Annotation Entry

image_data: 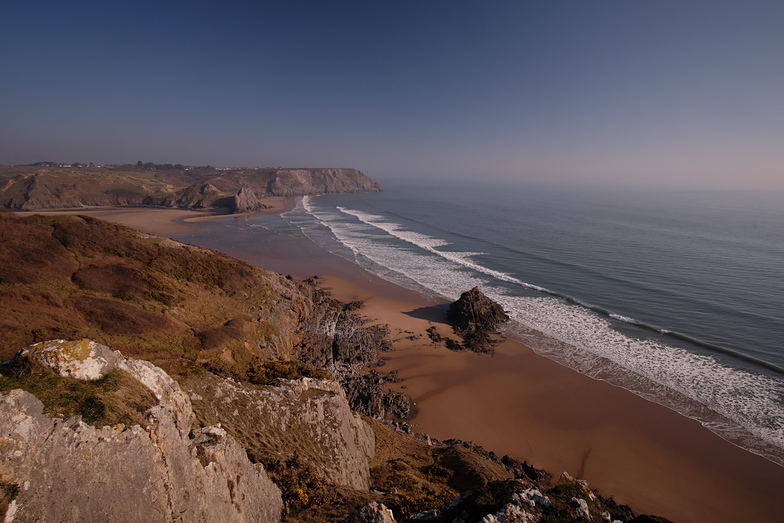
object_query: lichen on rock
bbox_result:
[186,373,376,491]
[0,341,283,523]
[18,339,118,380]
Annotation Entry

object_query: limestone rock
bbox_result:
[200,182,217,195]
[343,502,397,523]
[0,343,283,523]
[188,374,375,490]
[232,186,267,213]
[516,489,552,508]
[15,339,194,436]
[570,497,591,520]
[480,502,536,523]
[18,339,118,380]
[268,168,382,197]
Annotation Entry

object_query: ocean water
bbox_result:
[178,180,784,465]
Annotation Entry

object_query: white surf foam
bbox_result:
[297,199,784,463]
[337,207,552,293]
[497,294,784,455]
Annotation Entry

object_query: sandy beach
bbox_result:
[26,206,784,523]
[318,275,784,523]
[24,197,295,235]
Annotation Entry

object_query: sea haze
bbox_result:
[177,179,784,465]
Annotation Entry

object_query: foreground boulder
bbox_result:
[0,340,283,523]
[447,287,509,352]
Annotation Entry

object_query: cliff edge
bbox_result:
[0,340,283,523]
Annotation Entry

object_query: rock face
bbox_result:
[0,340,283,523]
[187,374,375,490]
[0,166,382,212]
[232,186,267,213]
[447,287,509,352]
[268,168,383,197]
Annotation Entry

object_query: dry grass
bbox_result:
[0,213,302,376]
[0,358,157,427]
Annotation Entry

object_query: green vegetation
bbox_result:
[246,360,331,385]
[0,358,157,427]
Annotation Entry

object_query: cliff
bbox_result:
[185,373,375,490]
[0,214,674,523]
[1,340,283,523]
[0,165,383,213]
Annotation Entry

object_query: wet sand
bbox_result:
[22,197,295,235]
[318,274,784,523]
[27,206,784,522]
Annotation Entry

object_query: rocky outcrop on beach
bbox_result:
[0,340,283,523]
[0,165,383,212]
[231,186,270,213]
[447,287,510,352]
[0,214,676,523]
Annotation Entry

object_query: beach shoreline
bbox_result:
[317,274,784,523]
[18,196,296,235]
[21,205,784,523]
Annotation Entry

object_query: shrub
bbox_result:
[262,457,328,512]
[246,360,330,385]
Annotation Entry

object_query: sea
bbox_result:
[174,179,784,466]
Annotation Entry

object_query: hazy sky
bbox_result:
[2,1,782,189]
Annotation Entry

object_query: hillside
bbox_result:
[0,213,671,522]
[0,164,382,212]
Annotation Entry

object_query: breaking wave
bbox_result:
[290,195,784,465]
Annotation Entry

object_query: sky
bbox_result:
[1,1,783,190]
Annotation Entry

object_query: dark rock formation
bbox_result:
[447,287,509,352]
[340,370,413,420]
[297,298,393,370]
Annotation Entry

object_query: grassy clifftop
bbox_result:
[0,212,311,373]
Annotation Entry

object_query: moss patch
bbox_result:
[0,358,157,427]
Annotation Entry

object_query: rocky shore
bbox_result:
[0,212,676,522]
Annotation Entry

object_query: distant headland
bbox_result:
[0,162,383,213]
